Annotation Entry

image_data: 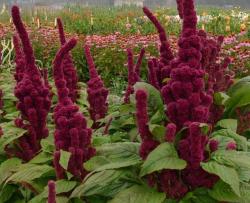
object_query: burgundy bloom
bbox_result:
[57,18,78,102]
[226,141,237,150]
[209,139,219,152]
[165,123,177,142]
[84,45,109,127]
[135,89,159,159]
[53,39,95,180]
[10,6,51,161]
[124,48,145,103]
[48,180,56,203]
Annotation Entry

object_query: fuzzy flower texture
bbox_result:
[8,6,51,161]
[84,45,109,127]
[53,39,95,180]
[135,0,233,199]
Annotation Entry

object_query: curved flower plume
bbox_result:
[176,0,183,19]
[135,89,159,160]
[8,6,51,161]
[124,48,145,103]
[48,180,56,203]
[57,18,78,102]
[143,7,174,66]
[53,39,95,180]
[13,34,25,82]
[84,45,109,127]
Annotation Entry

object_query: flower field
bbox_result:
[0,1,250,202]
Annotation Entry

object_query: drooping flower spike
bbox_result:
[124,48,145,103]
[53,39,95,180]
[9,6,51,161]
[57,18,78,102]
[48,180,56,203]
[84,45,109,127]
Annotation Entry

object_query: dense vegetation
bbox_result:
[0,0,250,202]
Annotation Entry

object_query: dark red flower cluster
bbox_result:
[135,90,159,159]
[136,0,222,199]
[176,0,183,19]
[53,39,95,180]
[48,180,56,203]
[8,6,51,161]
[84,45,109,127]
[124,48,145,103]
[57,18,78,103]
[13,34,25,82]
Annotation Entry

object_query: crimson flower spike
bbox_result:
[177,0,184,19]
[143,7,174,65]
[48,181,56,203]
[84,45,109,128]
[12,6,39,74]
[134,48,145,78]
[56,18,79,103]
[13,34,25,82]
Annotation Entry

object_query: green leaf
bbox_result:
[0,158,22,186]
[85,142,141,172]
[0,184,17,203]
[133,82,164,116]
[29,152,52,164]
[71,169,134,198]
[140,143,187,177]
[0,122,27,152]
[149,124,166,142]
[59,150,71,170]
[210,136,235,150]
[209,180,240,202]
[40,137,54,154]
[216,119,238,132]
[108,185,166,203]
[225,77,250,116]
[150,110,167,124]
[211,129,247,151]
[201,161,240,196]
[213,92,229,106]
[5,165,54,185]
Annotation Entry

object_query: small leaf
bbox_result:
[216,119,238,132]
[59,150,71,170]
[149,124,166,142]
[140,143,186,177]
[109,185,166,203]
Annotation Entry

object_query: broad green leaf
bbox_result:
[108,185,166,203]
[209,180,240,202]
[5,165,54,185]
[225,77,250,116]
[71,169,134,198]
[211,129,247,151]
[0,122,27,152]
[29,152,53,164]
[201,161,240,196]
[210,136,235,150]
[59,150,71,170]
[216,119,238,132]
[85,143,141,172]
[40,136,54,154]
[0,158,22,185]
[140,143,187,177]
[133,82,164,116]
[150,110,167,124]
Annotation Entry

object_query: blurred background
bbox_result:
[0,0,249,8]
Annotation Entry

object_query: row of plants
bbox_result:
[0,0,250,202]
[0,4,249,36]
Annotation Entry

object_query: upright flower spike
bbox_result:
[57,18,78,103]
[124,48,145,103]
[48,180,56,203]
[84,45,109,127]
[143,7,174,66]
[9,6,51,161]
[53,39,95,180]
[135,90,159,160]
[176,0,183,19]
[13,34,25,82]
